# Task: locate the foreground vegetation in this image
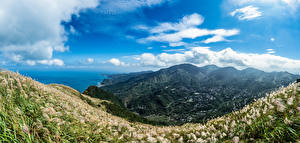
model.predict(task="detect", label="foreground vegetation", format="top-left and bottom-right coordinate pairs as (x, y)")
top-left (82, 86), bottom-right (168, 125)
top-left (0, 70), bottom-right (299, 142)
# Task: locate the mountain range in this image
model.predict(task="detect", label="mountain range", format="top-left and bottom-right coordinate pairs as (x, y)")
top-left (97, 64), bottom-right (299, 124)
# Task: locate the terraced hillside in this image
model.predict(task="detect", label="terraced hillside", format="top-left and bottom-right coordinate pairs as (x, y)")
top-left (0, 70), bottom-right (299, 142)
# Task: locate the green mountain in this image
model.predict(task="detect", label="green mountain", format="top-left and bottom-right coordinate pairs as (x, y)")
top-left (82, 86), bottom-right (166, 125)
top-left (0, 70), bottom-right (299, 142)
top-left (99, 64), bottom-right (299, 124)
top-left (83, 85), bottom-right (123, 107)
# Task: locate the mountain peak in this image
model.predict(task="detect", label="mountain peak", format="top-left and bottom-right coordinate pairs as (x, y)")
top-left (160, 63), bottom-right (200, 74)
top-left (168, 63), bottom-right (198, 69)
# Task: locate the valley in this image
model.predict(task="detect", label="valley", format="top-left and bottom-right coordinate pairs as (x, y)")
top-left (97, 64), bottom-right (299, 125)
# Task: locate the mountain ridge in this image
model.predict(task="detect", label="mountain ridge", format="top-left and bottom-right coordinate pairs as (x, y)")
top-left (98, 64), bottom-right (300, 124)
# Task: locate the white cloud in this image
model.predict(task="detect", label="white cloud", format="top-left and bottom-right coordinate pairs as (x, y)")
top-left (26, 60), bottom-right (36, 66)
top-left (267, 51), bottom-right (276, 54)
top-left (54, 45), bottom-right (70, 52)
top-left (169, 42), bottom-right (186, 47)
top-left (134, 25), bottom-right (150, 31)
top-left (109, 58), bottom-right (121, 66)
top-left (281, 0), bottom-right (300, 11)
top-left (282, 0), bottom-right (300, 10)
top-left (87, 58), bottom-right (94, 63)
top-left (108, 58), bottom-right (128, 66)
top-left (143, 28), bottom-right (240, 44)
top-left (231, 5), bottom-right (262, 20)
top-left (228, 0), bottom-right (300, 12)
top-left (203, 35), bottom-right (226, 44)
top-left (163, 49), bottom-right (186, 52)
top-left (159, 53), bottom-right (188, 63)
top-left (98, 0), bottom-right (170, 13)
top-left (229, 0), bottom-right (299, 5)
top-left (2, 41), bottom-right (54, 62)
top-left (266, 49), bottom-right (276, 54)
top-left (203, 29), bottom-right (240, 43)
top-left (69, 25), bottom-right (77, 35)
top-left (134, 47), bottom-right (300, 73)
top-left (138, 53), bottom-right (167, 67)
top-left (137, 13), bottom-right (239, 44)
top-left (25, 59), bottom-right (64, 66)
top-left (270, 37), bottom-right (275, 42)
top-left (38, 59), bottom-right (64, 66)
top-left (149, 13), bottom-right (204, 33)
top-left (0, 0), bottom-right (99, 65)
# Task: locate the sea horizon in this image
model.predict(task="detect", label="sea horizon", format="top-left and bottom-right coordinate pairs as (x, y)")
top-left (18, 70), bottom-right (110, 92)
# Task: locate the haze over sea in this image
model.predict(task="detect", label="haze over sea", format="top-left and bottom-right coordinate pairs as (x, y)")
top-left (19, 70), bottom-right (107, 92)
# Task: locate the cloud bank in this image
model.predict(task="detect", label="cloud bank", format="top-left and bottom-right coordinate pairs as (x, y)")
top-left (0, 0), bottom-right (99, 66)
top-left (136, 13), bottom-right (240, 45)
top-left (108, 58), bottom-right (128, 66)
top-left (134, 47), bottom-right (300, 74)
top-left (228, 0), bottom-right (300, 12)
top-left (97, 0), bottom-right (172, 13)
top-left (231, 5), bottom-right (262, 20)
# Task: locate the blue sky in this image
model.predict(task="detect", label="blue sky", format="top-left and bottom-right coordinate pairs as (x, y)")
top-left (1, 0), bottom-right (300, 73)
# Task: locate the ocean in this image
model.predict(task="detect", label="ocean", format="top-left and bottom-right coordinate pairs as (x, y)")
top-left (19, 70), bottom-right (107, 92)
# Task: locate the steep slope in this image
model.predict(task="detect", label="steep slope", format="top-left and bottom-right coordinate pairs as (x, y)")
top-left (99, 64), bottom-right (299, 124)
top-left (83, 85), bottom-right (124, 107)
top-left (82, 85), bottom-right (167, 125)
top-left (0, 70), bottom-right (299, 142)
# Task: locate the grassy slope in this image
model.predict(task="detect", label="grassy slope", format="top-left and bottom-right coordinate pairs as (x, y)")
top-left (82, 86), bottom-right (169, 126)
top-left (83, 86), bottom-right (124, 107)
top-left (0, 70), bottom-right (299, 142)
